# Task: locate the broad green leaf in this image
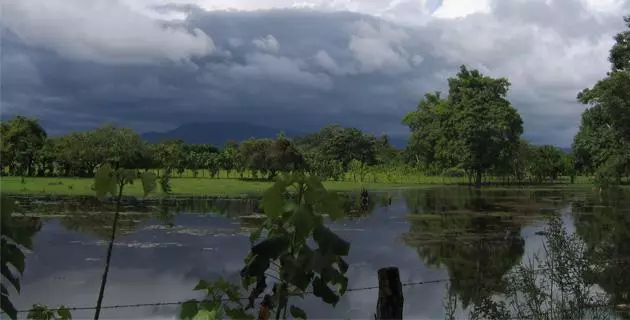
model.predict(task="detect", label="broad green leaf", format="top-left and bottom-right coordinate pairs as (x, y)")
top-left (309, 250), bottom-right (331, 274)
top-left (290, 206), bottom-right (312, 241)
top-left (336, 258), bottom-right (349, 274)
top-left (312, 276), bottom-right (339, 306)
top-left (1, 286), bottom-right (17, 320)
top-left (2, 240), bottom-right (25, 274)
top-left (323, 193), bottom-right (343, 221)
top-left (193, 309), bottom-right (217, 320)
top-left (193, 280), bottom-right (212, 292)
top-left (57, 306), bottom-right (72, 320)
top-left (249, 227), bottom-right (263, 245)
top-left (94, 164), bottom-right (118, 198)
top-left (290, 305), bottom-right (307, 320)
top-left (313, 225), bottom-right (350, 256)
top-left (1, 196), bottom-right (14, 228)
top-left (1, 263), bottom-right (20, 293)
top-left (140, 171), bottom-right (157, 196)
top-left (180, 300), bottom-right (199, 320)
top-left (250, 236), bottom-right (289, 260)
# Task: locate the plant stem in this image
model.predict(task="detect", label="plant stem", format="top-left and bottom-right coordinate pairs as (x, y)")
top-left (93, 181), bottom-right (124, 320)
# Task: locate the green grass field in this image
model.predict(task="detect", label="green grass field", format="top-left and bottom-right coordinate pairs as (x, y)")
top-left (0, 169), bottom-right (597, 197)
top-left (0, 176), bottom-right (425, 197)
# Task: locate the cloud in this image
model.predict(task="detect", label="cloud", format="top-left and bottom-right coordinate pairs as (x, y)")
top-left (2, 0), bottom-right (216, 64)
top-left (252, 34), bottom-right (280, 53)
top-left (1, 0), bottom-right (628, 146)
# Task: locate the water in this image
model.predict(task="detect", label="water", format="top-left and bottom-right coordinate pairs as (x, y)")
top-left (6, 187), bottom-right (630, 319)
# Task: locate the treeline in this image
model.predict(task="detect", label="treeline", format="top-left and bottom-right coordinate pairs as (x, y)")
top-left (2, 15), bottom-right (627, 187)
top-left (0, 115), bottom-right (578, 185)
top-left (0, 120), bottom-right (398, 181)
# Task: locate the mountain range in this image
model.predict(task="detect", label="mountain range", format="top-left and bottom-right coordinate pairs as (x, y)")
top-left (141, 122), bottom-right (409, 148)
top-left (141, 122), bottom-right (570, 152)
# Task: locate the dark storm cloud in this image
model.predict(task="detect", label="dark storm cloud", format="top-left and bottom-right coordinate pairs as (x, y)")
top-left (1, 0), bottom-right (627, 145)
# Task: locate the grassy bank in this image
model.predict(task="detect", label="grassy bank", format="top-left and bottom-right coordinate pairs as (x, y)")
top-left (0, 176), bottom-right (424, 197)
top-left (0, 174), bottom-right (597, 197)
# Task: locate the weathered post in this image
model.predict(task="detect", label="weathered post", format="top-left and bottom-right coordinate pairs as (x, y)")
top-left (375, 267), bottom-right (403, 319)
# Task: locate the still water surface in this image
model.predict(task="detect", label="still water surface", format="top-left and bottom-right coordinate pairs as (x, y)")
top-left (8, 187), bottom-right (630, 319)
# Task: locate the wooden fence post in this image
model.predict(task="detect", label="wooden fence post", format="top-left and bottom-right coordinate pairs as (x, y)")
top-left (375, 267), bottom-right (404, 319)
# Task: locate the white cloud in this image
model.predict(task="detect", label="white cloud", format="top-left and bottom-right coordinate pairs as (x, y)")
top-left (252, 34), bottom-right (280, 53)
top-left (432, 0), bottom-right (491, 18)
top-left (2, 0), bottom-right (216, 64)
top-left (348, 20), bottom-right (413, 73)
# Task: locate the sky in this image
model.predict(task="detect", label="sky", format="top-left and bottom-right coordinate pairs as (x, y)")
top-left (1, 0), bottom-right (628, 147)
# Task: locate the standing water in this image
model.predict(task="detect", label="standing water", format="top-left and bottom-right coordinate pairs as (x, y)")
top-left (5, 187), bottom-right (630, 319)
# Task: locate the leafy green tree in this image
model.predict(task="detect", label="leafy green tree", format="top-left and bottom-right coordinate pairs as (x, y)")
top-left (447, 66), bottom-right (523, 186)
top-left (348, 159), bottom-right (368, 182)
top-left (527, 145), bottom-right (566, 183)
top-left (154, 140), bottom-right (184, 175)
top-left (294, 125), bottom-right (378, 170)
top-left (267, 137), bottom-right (306, 178)
top-left (404, 67), bottom-right (523, 186)
top-left (573, 15), bottom-right (630, 186)
top-left (374, 135), bottom-right (399, 165)
top-left (0, 116), bottom-right (47, 179)
top-left (240, 138), bottom-right (272, 178)
top-left (403, 91), bottom-right (450, 173)
top-left (221, 141), bottom-right (240, 177)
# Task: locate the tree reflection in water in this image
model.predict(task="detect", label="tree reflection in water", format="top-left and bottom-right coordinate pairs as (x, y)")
top-left (403, 188), bottom-right (630, 319)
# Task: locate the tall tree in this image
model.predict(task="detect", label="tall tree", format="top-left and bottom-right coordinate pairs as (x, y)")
top-left (573, 16), bottom-right (630, 185)
top-left (0, 116), bottom-right (48, 178)
top-left (404, 66), bottom-right (523, 186)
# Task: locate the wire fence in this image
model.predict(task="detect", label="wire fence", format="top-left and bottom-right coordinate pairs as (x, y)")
top-left (15, 259), bottom-right (630, 315)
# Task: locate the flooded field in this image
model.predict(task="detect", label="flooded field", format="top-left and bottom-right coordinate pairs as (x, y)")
top-left (5, 187), bottom-right (630, 319)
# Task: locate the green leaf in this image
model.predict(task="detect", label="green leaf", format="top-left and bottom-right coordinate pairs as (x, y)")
top-left (313, 225), bottom-right (350, 256)
top-left (225, 307), bottom-right (253, 320)
top-left (261, 181), bottom-right (288, 219)
top-left (57, 306), bottom-right (72, 320)
top-left (194, 280), bottom-right (212, 292)
top-left (94, 164), bottom-right (118, 198)
top-left (2, 240), bottom-right (25, 275)
top-left (309, 250), bottom-right (331, 274)
top-left (290, 305), bottom-right (307, 320)
top-left (193, 309), bottom-right (218, 320)
top-left (1, 286), bottom-right (17, 320)
top-left (312, 276), bottom-right (339, 306)
top-left (323, 193), bottom-right (343, 221)
top-left (250, 236), bottom-right (289, 260)
top-left (290, 206), bottom-right (313, 241)
top-left (1, 263), bottom-right (20, 293)
top-left (249, 227), bottom-right (263, 245)
top-left (140, 171), bottom-right (157, 196)
top-left (336, 258), bottom-right (349, 274)
top-left (180, 300), bottom-right (199, 320)
top-left (1, 196), bottom-right (14, 229)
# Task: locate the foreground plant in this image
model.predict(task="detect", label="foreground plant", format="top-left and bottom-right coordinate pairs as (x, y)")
top-left (180, 173), bottom-right (351, 320)
top-left (92, 164), bottom-right (157, 320)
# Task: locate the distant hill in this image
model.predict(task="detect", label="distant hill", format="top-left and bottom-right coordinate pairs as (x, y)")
top-left (141, 122), bottom-right (303, 146)
top-left (142, 122), bottom-right (411, 148)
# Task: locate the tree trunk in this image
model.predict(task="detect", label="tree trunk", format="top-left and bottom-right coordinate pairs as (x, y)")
top-left (475, 171), bottom-right (482, 189)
